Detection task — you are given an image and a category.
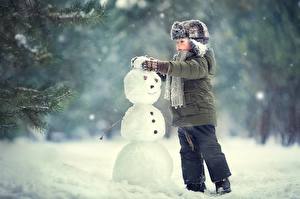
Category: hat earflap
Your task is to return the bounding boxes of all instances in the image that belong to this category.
[189,39,208,57]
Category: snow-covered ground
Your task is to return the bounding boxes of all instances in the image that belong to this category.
[0,136,299,199]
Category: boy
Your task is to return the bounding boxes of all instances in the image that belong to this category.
[142,20,232,194]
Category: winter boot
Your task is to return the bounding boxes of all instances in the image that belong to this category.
[215,178,231,194]
[186,183,207,193]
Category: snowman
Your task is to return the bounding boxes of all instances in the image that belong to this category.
[112,56,173,187]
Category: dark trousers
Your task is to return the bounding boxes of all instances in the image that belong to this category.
[178,124,231,184]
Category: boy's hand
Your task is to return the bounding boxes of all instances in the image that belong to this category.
[142,60,158,71]
[142,60,170,74]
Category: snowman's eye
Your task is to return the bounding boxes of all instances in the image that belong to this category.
[143,75,148,80]
[154,78,158,83]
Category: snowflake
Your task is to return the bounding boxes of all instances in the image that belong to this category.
[89,114,95,121]
[58,35,65,42]
[256,91,264,100]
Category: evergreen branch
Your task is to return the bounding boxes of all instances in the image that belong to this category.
[22,109,47,130]
[0,111,18,118]
[0,0,105,70]
[20,106,50,111]
[0,84,73,132]
[47,0,106,25]
[0,124,17,129]
[54,89,72,102]
[0,0,106,137]
[15,87,40,93]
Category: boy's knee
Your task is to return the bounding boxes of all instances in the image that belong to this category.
[180,147,202,160]
[200,143,223,158]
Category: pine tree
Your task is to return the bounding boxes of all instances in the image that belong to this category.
[0,0,105,139]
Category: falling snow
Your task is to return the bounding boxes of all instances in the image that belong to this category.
[89,114,95,120]
[256,91,264,100]
[58,34,66,42]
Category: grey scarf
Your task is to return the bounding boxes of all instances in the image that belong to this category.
[164,40,208,109]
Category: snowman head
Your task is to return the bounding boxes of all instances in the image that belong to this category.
[131,56,149,69]
[124,69,161,104]
[121,104,165,141]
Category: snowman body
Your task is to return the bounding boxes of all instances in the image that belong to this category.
[112,142,173,185]
[112,57,173,186]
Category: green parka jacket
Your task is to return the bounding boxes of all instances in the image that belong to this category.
[166,49,217,127]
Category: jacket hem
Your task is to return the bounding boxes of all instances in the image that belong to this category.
[172,114,217,127]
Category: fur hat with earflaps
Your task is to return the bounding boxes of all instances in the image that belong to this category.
[170,20,210,57]
[170,19,210,44]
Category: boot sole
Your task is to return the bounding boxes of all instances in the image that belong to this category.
[216,187,231,194]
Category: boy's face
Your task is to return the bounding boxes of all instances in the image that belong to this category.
[176,38,192,52]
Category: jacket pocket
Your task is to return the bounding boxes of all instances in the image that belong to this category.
[193,93,211,113]
[182,93,201,115]
[181,103,199,116]
[184,92,194,105]
[172,92,200,117]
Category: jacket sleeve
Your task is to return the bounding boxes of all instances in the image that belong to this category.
[167,56,209,79]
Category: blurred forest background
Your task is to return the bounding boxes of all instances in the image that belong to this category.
[0,0,299,145]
